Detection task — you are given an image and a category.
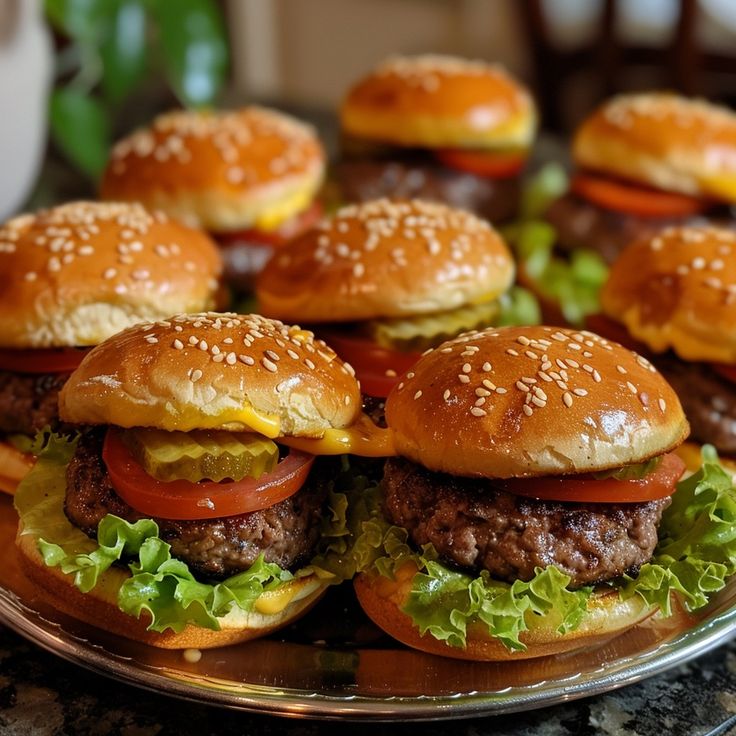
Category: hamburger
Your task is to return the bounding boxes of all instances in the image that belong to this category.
[599,224,736,459]
[0,201,222,494]
[335,55,537,222]
[14,313,392,648]
[545,93,736,265]
[342,325,736,660]
[100,107,326,291]
[256,198,538,401]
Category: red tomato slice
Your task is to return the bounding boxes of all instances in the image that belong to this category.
[320,331,421,398]
[0,347,91,374]
[102,428,314,520]
[217,202,323,248]
[711,363,736,384]
[435,149,526,179]
[571,173,707,218]
[494,453,685,504]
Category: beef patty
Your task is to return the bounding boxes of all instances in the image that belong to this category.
[382,457,670,589]
[0,371,69,435]
[65,430,330,579]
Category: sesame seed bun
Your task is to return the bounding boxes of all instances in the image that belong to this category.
[385,325,688,478]
[601,225,736,364]
[340,55,537,151]
[256,198,514,323]
[0,202,222,349]
[573,93,736,202]
[100,108,326,234]
[354,563,656,661]
[59,313,361,437]
[16,525,327,649]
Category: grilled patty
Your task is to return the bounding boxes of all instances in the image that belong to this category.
[0,371,69,435]
[64,430,330,579]
[382,457,670,588]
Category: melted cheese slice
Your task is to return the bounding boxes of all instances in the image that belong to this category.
[280,414,396,457]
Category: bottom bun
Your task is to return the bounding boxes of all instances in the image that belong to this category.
[354,564,656,661]
[17,528,326,649]
[0,442,35,496]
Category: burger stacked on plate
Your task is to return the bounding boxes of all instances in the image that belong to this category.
[600,224,736,458]
[335,55,537,222]
[0,201,222,493]
[343,324,734,660]
[546,93,736,265]
[14,313,392,648]
[100,107,326,291]
[257,198,538,401]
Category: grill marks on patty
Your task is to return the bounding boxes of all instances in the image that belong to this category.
[64,430,330,579]
[382,457,670,589]
[0,370,69,435]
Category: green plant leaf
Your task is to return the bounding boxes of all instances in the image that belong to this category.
[49,88,110,178]
[45,0,110,41]
[101,0,148,104]
[150,0,228,107]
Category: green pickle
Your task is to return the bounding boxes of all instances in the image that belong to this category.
[366,300,501,352]
[124,429,279,483]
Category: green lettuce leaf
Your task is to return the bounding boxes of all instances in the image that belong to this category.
[15,434,356,633]
[334,446,736,651]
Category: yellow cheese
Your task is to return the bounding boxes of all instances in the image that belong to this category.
[252,185,314,232]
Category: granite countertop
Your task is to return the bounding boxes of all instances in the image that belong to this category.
[0,624,734,735]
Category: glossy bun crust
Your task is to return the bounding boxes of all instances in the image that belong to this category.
[385,325,688,478]
[100,108,325,233]
[354,566,655,661]
[0,202,222,348]
[257,198,514,322]
[59,313,362,436]
[340,55,536,150]
[602,225,736,364]
[574,93,736,202]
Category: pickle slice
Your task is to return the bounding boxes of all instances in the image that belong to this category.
[365,300,500,353]
[123,429,279,483]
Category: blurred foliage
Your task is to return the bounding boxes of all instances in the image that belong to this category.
[44,0,229,179]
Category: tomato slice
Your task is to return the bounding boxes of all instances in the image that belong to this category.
[435,149,526,179]
[319,331,421,398]
[494,452,685,504]
[0,347,91,374]
[571,173,708,218]
[102,428,314,520]
[217,202,323,248]
[711,363,736,384]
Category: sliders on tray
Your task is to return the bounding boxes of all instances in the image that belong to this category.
[343,325,736,659]
[599,224,736,459]
[256,198,538,400]
[0,202,222,494]
[335,55,537,222]
[546,93,736,264]
[100,107,326,291]
[14,313,392,648]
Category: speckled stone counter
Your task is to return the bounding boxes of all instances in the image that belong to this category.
[0,625,734,735]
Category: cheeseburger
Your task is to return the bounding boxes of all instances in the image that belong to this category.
[348,325,724,660]
[600,224,736,457]
[257,198,537,400]
[546,93,736,264]
[15,313,390,648]
[100,107,326,290]
[336,55,537,222]
[0,202,222,494]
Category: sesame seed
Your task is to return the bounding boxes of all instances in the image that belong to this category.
[212,353,225,363]
[262,357,278,372]
[385,369,397,377]
[482,379,496,390]
[531,396,546,408]
[475,397,486,407]
[458,374,471,383]
[516,381,530,392]
[482,362,492,372]
[462,363,472,374]
[517,336,531,346]
[226,352,236,365]
[506,349,519,356]
[443,389,451,400]
[470,407,487,417]
[522,404,533,416]
[659,398,667,412]
[495,387,508,394]
[305,358,315,370]
[398,382,405,391]
[24,271,37,282]
[626,381,638,394]
[573,388,588,397]
[538,371,553,382]
[525,350,538,359]
[476,388,491,397]
[414,390,423,400]
[173,339,184,350]
[191,369,203,382]
[239,355,255,365]
[617,365,627,374]
[563,392,573,407]
[199,340,208,351]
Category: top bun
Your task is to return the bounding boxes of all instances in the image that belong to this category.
[0,202,222,348]
[601,225,736,363]
[385,325,688,478]
[574,92,736,202]
[59,313,362,436]
[340,55,536,150]
[256,198,514,322]
[100,107,326,233]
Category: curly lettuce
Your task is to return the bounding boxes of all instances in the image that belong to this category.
[319,447,736,651]
[14,433,355,634]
